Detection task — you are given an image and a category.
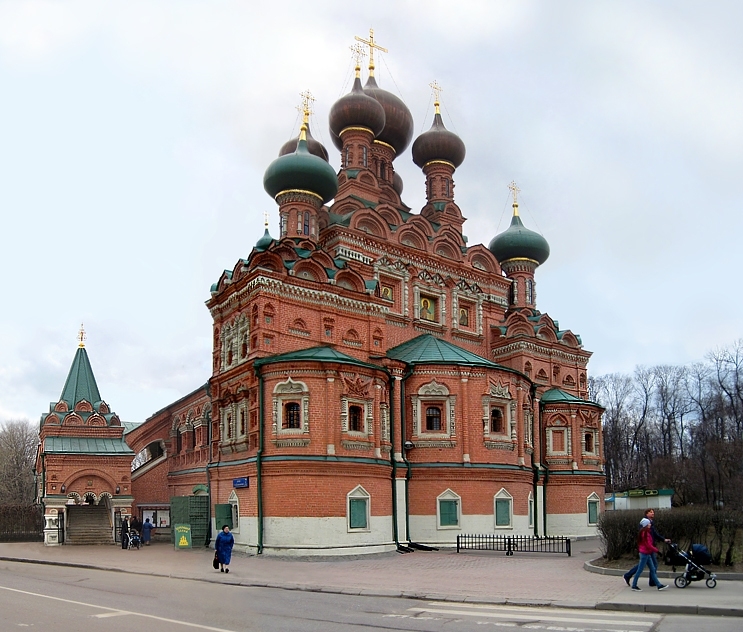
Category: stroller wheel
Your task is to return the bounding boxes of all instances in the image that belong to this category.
[706,578,717,589]
[674,576,688,588]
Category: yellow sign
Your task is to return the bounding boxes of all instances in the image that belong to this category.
[174,523,192,549]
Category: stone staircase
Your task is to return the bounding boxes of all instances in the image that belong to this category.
[66,504,114,545]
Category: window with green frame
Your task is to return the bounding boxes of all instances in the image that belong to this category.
[439,499,459,526]
[349,497,368,529]
[588,499,599,525]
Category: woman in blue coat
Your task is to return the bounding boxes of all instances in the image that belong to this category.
[214,525,234,573]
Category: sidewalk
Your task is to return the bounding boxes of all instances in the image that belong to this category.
[1,539,742,617]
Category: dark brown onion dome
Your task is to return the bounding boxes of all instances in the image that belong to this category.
[363,75,414,155]
[392,171,403,195]
[329,71,385,150]
[412,107,466,168]
[279,121,329,162]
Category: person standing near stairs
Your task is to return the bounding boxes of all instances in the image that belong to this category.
[121,516,131,550]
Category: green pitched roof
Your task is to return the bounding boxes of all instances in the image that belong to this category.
[60,347,102,407]
[43,436,134,455]
[387,334,516,372]
[540,388,601,407]
[254,345,384,372]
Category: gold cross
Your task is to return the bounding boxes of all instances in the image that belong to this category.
[349,43,366,69]
[355,28,388,74]
[508,181,520,205]
[430,80,443,113]
[78,323,86,348]
[295,90,315,124]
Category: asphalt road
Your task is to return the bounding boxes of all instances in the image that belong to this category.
[0,560,740,632]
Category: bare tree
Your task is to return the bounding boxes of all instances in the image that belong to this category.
[0,419,39,505]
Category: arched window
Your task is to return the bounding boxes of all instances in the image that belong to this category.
[349,405,363,432]
[176,431,182,454]
[344,146,350,168]
[362,146,368,167]
[426,406,442,431]
[526,279,534,305]
[284,403,301,429]
[303,211,310,235]
[444,178,450,197]
[490,408,504,434]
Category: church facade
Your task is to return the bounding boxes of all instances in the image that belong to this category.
[37,46,604,554]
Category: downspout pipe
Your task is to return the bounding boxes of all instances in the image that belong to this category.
[530,383,539,537]
[400,367,415,545]
[539,396,549,537]
[257,367,265,554]
[389,375,399,550]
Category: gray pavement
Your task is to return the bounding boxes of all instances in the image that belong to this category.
[0,538,741,617]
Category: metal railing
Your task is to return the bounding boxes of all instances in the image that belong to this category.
[457,534,571,556]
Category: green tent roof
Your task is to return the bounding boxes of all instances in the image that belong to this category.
[254,346,384,372]
[43,436,134,455]
[60,347,102,407]
[387,334,517,372]
[540,388,601,407]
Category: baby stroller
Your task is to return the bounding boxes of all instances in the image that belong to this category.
[127,528,142,550]
[666,543,717,588]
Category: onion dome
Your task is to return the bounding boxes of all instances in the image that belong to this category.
[412,102,466,168]
[279,120,329,162]
[255,220,274,251]
[263,125,338,204]
[488,210,550,266]
[392,171,403,195]
[363,75,414,155]
[329,67,386,150]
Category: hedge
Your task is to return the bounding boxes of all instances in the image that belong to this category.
[598,507,743,566]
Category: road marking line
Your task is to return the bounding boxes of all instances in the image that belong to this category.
[409,607,655,627]
[0,585,235,631]
[93,611,131,618]
[426,601,659,619]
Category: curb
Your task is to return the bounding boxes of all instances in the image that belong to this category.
[583,559,743,581]
[3,555,743,618]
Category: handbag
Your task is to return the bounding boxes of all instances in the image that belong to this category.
[212,551,219,569]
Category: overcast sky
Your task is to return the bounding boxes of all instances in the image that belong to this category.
[1,0,741,424]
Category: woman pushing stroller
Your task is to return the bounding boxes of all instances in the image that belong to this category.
[631,518,668,591]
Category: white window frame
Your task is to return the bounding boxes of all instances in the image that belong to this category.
[347,485,371,532]
[341,397,373,436]
[228,490,240,534]
[494,488,513,529]
[547,425,571,456]
[587,492,600,526]
[437,489,461,530]
[528,491,534,529]
[412,381,455,439]
[582,428,599,456]
[272,377,310,436]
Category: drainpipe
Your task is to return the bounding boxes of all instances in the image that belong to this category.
[389,376,399,549]
[539,396,549,536]
[205,382,213,547]
[530,383,539,537]
[257,368,265,554]
[400,367,415,544]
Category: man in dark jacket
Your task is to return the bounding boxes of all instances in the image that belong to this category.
[623,508,670,586]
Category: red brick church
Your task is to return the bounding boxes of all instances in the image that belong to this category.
[36,39,604,552]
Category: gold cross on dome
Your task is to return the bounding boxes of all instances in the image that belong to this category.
[508,181,521,205]
[349,43,366,68]
[295,90,315,123]
[429,80,443,104]
[78,323,86,348]
[355,28,388,73]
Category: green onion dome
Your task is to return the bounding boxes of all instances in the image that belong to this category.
[412,105,466,168]
[279,120,329,162]
[488,211,550,265]
[263,126,338,204]
[363,75,414,155]
[329,68,386,151]
[255,225,274,251]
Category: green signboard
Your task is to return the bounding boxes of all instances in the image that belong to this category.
[174,523,192,549]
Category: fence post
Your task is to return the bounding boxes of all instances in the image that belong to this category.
[457,535,460,553]
[566,538,571,557]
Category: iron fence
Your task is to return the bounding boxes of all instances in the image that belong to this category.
[0,504,44,542]
[456,534,571,556]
